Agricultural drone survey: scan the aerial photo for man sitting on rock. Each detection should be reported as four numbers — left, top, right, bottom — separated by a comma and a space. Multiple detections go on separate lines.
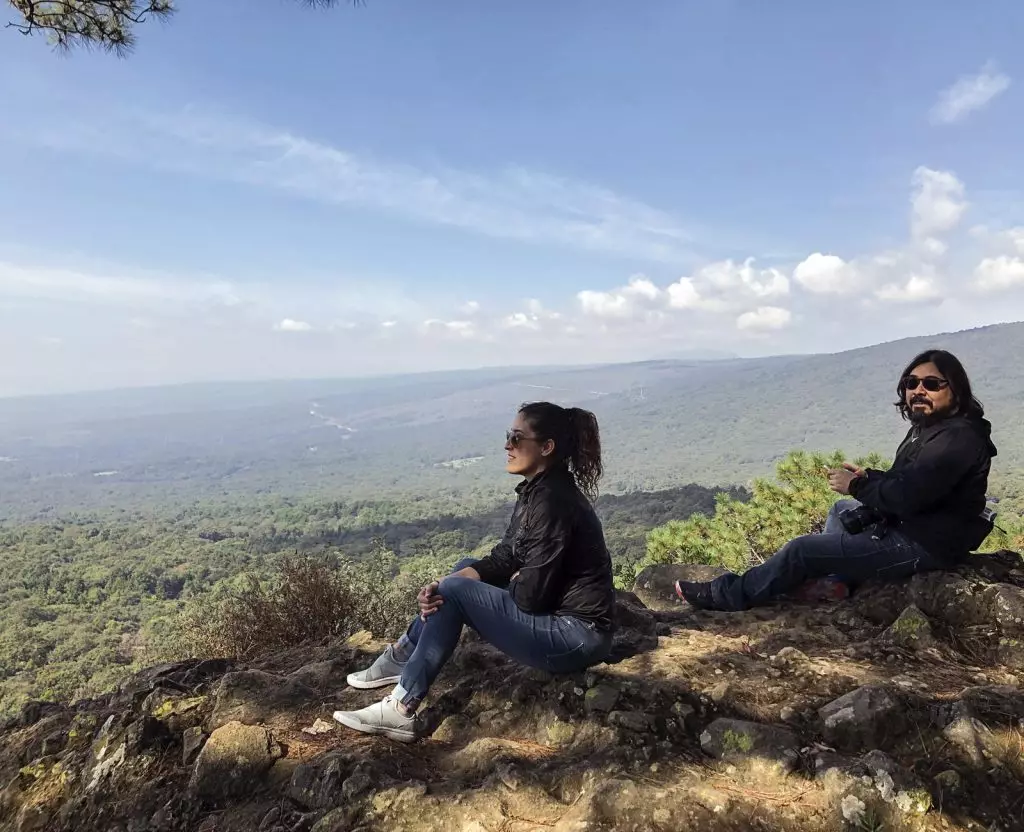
676, 349, 998, 611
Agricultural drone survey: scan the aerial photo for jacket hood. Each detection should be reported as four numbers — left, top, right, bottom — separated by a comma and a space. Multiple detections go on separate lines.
955, 412, 998, 458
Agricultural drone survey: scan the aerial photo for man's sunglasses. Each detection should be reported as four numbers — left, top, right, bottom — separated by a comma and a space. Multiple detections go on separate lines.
506, 431, 542, 448
903, 375, 949, 392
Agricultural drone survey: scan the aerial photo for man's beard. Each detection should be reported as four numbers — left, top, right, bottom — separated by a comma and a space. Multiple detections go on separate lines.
908, 399, 949, 426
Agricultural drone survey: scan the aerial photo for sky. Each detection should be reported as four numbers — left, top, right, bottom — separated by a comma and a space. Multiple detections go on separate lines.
2, 0, 1024, 396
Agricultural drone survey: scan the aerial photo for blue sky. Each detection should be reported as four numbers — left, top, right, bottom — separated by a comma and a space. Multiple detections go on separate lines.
2, 0, 1024, 395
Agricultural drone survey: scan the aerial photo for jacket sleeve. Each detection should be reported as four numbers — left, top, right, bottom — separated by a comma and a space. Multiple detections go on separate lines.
849, 425, 983, 516
472, 515, 520, 586
508, 490, 574, 614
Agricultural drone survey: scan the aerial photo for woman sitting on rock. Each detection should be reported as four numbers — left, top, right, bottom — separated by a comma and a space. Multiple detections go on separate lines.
333, 402, 617, 742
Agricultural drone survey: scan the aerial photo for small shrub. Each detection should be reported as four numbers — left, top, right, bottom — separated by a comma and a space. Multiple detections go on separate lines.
177, 546, 460, 660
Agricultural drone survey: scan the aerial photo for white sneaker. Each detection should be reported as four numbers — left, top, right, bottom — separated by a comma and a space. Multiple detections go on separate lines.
346, 645, 407, 690
333, 695, 418, 743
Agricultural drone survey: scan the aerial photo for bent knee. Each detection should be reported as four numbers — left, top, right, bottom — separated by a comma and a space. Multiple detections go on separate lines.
437, 575, 476, 598
452, 557, 479, 573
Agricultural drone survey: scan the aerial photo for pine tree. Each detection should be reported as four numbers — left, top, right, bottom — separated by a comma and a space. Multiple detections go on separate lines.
6, 1, 359, 53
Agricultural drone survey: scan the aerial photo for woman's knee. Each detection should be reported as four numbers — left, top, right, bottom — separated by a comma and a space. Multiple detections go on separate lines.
437, 574, 475, 599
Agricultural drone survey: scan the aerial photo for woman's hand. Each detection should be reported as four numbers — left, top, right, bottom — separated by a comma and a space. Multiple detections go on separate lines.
417, 581, 444, 621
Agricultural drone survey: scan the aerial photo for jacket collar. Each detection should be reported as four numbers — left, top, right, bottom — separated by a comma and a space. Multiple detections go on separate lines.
515, 463, 572, 497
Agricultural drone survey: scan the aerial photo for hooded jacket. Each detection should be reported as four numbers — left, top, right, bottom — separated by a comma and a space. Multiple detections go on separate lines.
472, 466, 617, 632
849, 413, 997, 560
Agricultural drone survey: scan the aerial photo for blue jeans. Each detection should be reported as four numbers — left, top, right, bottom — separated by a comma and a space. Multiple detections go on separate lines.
393, 558, 613, 707
709, 500, 943, 611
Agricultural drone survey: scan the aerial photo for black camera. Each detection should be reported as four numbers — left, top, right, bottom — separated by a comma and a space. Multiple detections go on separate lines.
838, 505, 885, 536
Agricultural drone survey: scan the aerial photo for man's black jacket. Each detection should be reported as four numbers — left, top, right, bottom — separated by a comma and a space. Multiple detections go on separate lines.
849, 413, 997, 560
473, 466, 617, 632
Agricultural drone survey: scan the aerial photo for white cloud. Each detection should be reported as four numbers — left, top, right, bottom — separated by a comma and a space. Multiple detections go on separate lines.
502, 299, 561, 331
459, 300, 481, 316
698, 258, 789, 298
381, 320, 398, 328
577, 275, 663, 319
793, 253, 859, 294
666, 277, 703, 310
37, 109, 700, 265
422, 318, 478, 338
930, 63, 1011, 125
0, 260, 241, 308
973, 256, 1024, 292
736, 306, 792, 331
274, 318, 312, 332
911, 167, 967, 243
874, 274, 941, 303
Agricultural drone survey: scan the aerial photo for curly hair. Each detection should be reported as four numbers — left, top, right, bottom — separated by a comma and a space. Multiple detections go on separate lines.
518, 402, 603, 500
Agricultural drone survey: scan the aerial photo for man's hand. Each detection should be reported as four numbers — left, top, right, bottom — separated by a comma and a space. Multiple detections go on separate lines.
828, 462, 865, 495
417, 581, 444, 621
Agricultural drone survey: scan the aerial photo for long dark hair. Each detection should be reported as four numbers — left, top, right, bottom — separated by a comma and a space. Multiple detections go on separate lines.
518, 402, 603, 500
895, 349, 984, 421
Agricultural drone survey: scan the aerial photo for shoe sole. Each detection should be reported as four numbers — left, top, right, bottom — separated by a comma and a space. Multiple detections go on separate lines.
346, 672, 402, 690
332, 710, 417, 743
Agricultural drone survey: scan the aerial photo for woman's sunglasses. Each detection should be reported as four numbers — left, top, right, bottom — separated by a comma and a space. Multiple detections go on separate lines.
506, 431, 542, 448
903, 375, 949, 392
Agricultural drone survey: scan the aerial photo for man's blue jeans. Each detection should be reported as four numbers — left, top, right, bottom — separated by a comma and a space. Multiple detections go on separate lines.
393, 558, 613, 708
709, 500, 944, 611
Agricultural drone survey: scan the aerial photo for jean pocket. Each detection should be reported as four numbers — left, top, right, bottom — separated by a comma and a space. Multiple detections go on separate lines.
544, 641, 587, 673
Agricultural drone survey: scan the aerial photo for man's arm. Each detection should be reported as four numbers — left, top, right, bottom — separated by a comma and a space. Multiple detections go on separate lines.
849, 425, 983, 515
508, 493, 573, 614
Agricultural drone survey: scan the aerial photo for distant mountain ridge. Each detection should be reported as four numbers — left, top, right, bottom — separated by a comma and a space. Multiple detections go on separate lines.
1, 322, 1022, 519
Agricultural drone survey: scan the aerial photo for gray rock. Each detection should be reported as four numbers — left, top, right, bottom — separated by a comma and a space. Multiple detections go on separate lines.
289, 751, 352, 810
342, 764, 374, 803
182, 726, 206, 766
943, 716, 994, 766
878, 604, 937, 650
820, 750, 932, 824
819, 685, 904, 750
584, 684, 620, 715
934, 769, 962, 792
189, 721, 281, 801
209, 669, 317, 729
288, 659, 352, 693
958, 684, 1024, 722
699, 718, 800, 774
991, 584, 1024, 634
909, 572, 989, 627
632, 564, 727, 611
607, 710, 652, 732
769, 646, 808, 669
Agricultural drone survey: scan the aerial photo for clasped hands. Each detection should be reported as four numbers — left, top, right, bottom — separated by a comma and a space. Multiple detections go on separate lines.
417, 570, 520, 620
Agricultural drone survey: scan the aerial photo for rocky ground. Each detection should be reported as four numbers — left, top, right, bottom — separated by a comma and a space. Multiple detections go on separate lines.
3, 551, 1024, 832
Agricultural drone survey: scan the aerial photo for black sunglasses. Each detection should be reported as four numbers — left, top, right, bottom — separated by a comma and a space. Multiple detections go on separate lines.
506, 430, 542, 448
903, 375, 949, 392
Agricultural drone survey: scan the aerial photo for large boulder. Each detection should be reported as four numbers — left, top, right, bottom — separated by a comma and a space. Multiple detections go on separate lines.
288, 751, 355, 810
819, 686, 905, 750
288, 659, 353, 693
209, 670, 317, 729
699, 718, 800, 775
189, 721, 281, 802
606, 593, 660, 663
632, 564, 727, 611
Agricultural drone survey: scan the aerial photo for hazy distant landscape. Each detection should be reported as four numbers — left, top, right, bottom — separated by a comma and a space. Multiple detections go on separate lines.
3, 322, 1023, 718
2, 322, 1023, 521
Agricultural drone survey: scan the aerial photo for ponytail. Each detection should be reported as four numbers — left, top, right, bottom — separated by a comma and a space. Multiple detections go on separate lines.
518, 402, 603, 500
